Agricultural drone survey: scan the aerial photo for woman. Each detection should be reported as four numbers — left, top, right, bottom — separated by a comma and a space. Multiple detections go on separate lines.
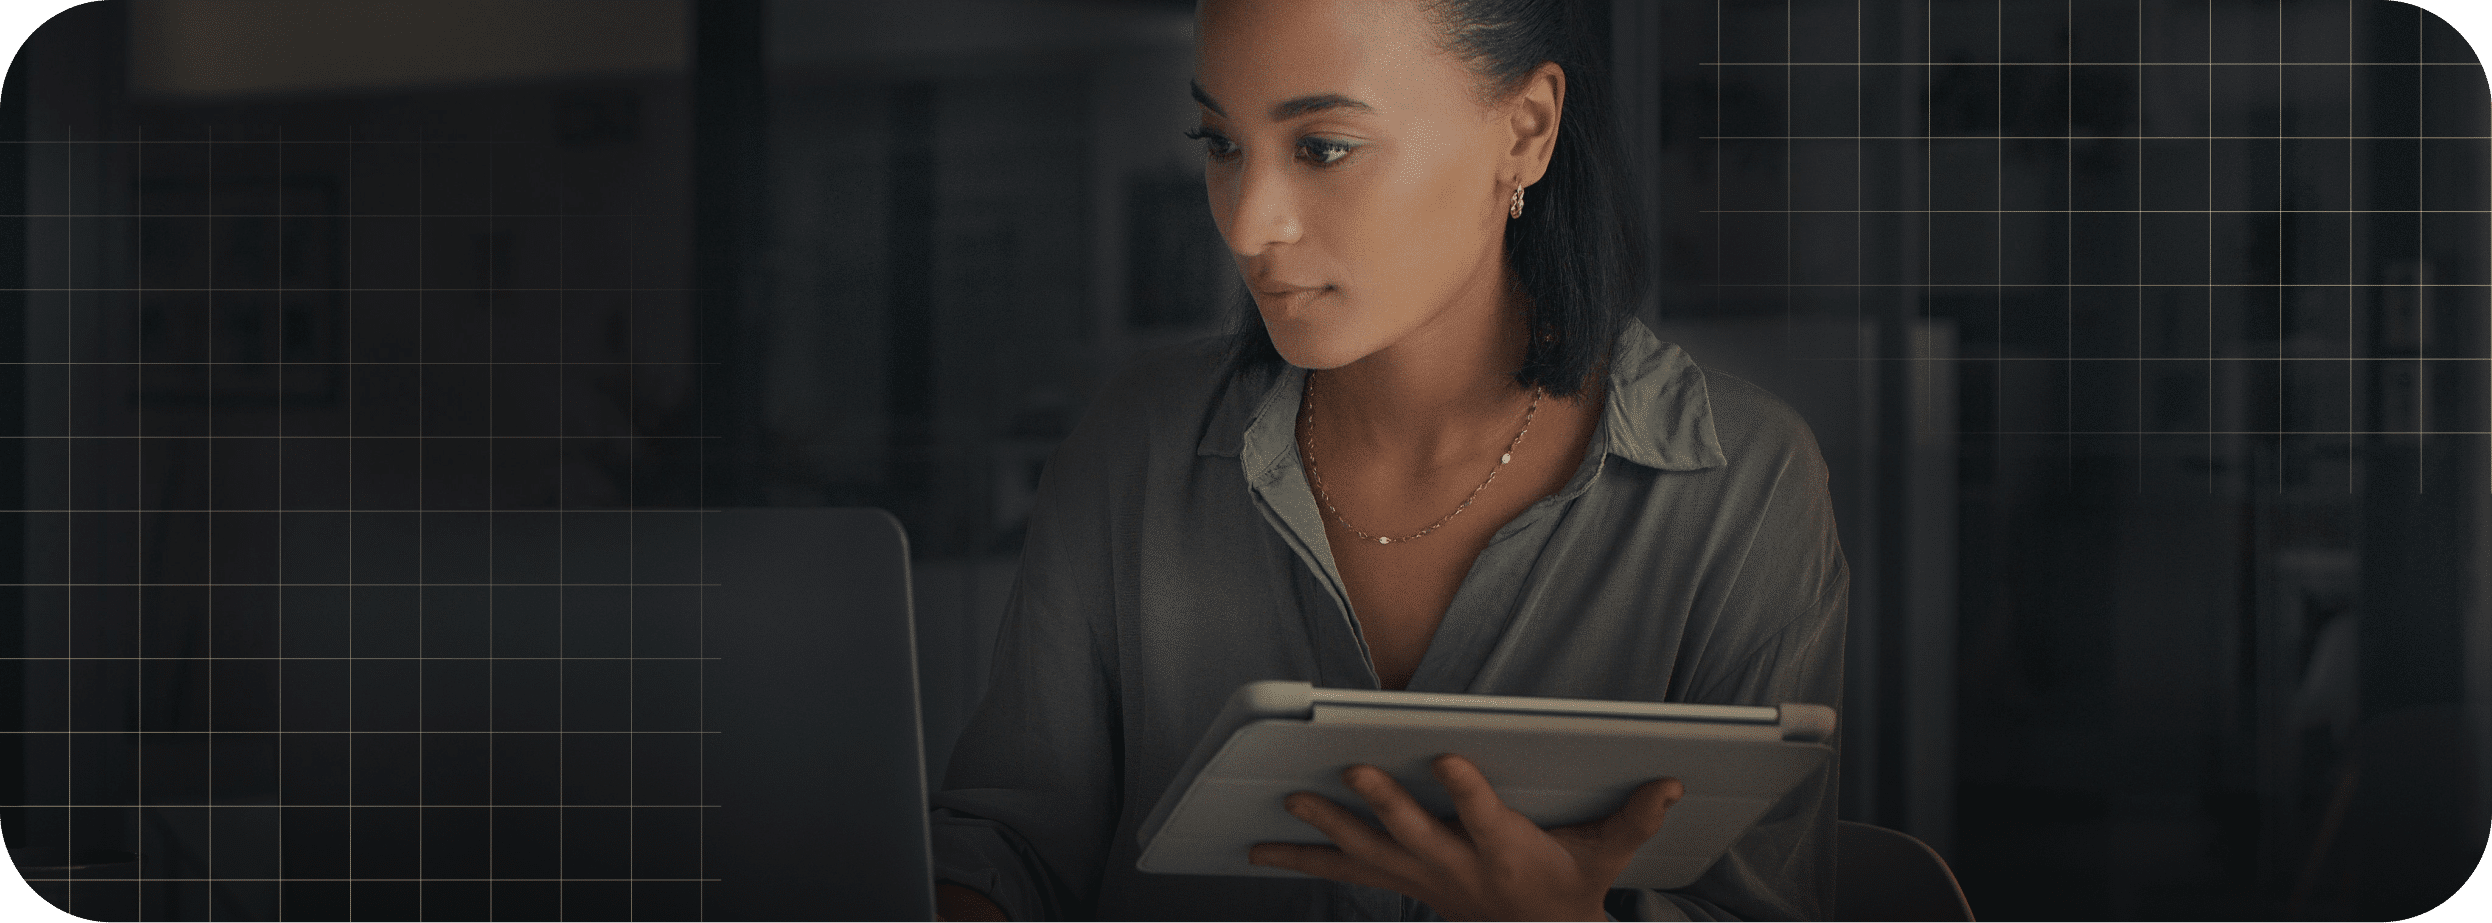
932, 0, 1845, 918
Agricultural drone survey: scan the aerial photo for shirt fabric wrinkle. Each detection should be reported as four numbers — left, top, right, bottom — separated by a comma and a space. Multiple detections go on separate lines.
932, 319, 1846, 921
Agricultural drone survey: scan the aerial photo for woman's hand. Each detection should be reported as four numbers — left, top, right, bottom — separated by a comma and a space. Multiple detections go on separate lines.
934, 882, 1008, 921
1248, 753, 1684, 922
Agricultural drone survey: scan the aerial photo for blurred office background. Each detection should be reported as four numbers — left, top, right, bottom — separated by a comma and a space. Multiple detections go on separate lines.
5, 0, 2488, 919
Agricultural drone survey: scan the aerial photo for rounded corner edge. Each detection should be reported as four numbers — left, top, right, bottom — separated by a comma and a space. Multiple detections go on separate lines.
1778, 703, 1838, 744
1238, 679, 1314, 717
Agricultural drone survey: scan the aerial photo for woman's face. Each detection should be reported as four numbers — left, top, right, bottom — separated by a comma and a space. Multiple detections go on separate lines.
1191, 0, 1551, 371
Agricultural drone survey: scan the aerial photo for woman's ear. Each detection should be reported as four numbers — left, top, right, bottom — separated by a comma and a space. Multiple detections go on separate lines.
1505, 61, 1565, 188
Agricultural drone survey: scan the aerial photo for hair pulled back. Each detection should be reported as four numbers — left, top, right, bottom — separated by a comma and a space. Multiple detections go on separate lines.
1226, 0, 1647, 398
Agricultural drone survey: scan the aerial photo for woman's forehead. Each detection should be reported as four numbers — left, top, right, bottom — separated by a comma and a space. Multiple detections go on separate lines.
1193, 0, 1467, 119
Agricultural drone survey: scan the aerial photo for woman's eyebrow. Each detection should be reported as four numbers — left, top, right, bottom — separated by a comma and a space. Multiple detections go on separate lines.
1191, 79, 1375, 121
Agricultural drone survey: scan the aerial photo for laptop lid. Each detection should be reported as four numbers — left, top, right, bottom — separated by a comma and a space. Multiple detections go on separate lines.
703, 508, 933, 919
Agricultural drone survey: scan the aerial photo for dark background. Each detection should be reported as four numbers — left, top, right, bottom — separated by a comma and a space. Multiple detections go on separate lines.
4, 0, 2489, 919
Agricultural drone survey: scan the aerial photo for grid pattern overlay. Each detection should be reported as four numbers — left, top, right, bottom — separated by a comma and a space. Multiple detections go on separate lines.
1690, 0, 2488, 495
1663, 0, 2487, 916
5, 1, 2488, 921
10, 109, 710, 920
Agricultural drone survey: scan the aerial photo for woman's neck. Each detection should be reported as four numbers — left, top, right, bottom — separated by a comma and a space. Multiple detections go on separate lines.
1305, 291, 1542, 470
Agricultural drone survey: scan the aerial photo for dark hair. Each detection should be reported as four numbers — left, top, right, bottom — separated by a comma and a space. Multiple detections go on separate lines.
1224, 0, 1647, 399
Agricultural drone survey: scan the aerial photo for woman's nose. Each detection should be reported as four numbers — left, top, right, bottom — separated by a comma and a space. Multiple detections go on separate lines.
1218, 158, 1301, 256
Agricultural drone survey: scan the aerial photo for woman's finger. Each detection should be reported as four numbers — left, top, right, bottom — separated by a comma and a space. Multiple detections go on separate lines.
1429, 754, 1544, 862
1339, 765, 1470, 869
1280, 789, 1408, 865
1591, 777, 1683, 852
1247, 842, 1405, 891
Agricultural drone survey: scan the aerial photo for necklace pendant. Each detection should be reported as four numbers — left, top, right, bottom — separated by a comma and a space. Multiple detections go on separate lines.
1377, 536, 1391, 545
1499, 452, 1511, 465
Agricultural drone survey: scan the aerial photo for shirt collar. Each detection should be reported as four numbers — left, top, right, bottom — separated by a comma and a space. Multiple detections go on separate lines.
1200, 318, 1727, 473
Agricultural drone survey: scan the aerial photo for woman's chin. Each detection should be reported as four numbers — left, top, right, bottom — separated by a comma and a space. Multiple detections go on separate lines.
1266, 330, 1367, 371
1259, 295, 1389, 370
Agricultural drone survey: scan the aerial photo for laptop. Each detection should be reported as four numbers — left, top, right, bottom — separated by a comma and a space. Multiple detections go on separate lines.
702, 508, 935, 919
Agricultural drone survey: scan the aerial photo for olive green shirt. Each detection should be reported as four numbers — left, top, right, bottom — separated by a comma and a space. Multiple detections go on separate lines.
931, 319, 1847, 920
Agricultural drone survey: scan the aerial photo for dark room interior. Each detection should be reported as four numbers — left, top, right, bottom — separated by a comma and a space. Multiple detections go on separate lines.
4, 0, 2489, 919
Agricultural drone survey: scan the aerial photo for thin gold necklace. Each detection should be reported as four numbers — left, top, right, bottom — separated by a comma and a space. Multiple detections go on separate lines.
1298, 369, 1542, 545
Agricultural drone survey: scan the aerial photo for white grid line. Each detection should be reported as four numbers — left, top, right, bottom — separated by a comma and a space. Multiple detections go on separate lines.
411, 128, 422, 922
22, 879, 723, 884
629, 183, 643, 923
204, 123, 218, 916
0, 436, 722, 440
1830, 429, 2492, 436
627, 182, 647, 923
0, 509, 729, 514
557, 183, 569, 923
135, 123, 150, 918
4, 581, 722, 588
485, 137, 495, 923
1700, 134, 2492, 139
5, 140, 547, 145
2, 362, 717, 367
644, 215, 672, 923
11, 806, 718, 810
7, 213, 650, 218
61, 121, 76, 919
6, 731, 722, 736
274, 126, 286, 921
1690, 356, 2482, 362
1698, 60, 2481, 66
10, 657, 720, 662
1695, 207, 2492, 213
304, 122, 358, 922
1698, 281, 2492, 287
7, 584, 719, 588
5, 287, 696, 292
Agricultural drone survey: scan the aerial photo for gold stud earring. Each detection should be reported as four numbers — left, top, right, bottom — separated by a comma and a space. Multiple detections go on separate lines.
1509, 184, 1526, 219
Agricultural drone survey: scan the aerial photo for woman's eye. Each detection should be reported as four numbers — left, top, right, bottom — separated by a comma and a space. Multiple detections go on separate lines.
1182, 127, 1239, 161
1298, 138, 1354, 167
1181, 129, 1353, 168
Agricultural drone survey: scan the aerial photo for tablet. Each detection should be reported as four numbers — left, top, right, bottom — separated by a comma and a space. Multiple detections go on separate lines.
1134, 681, 1835, 890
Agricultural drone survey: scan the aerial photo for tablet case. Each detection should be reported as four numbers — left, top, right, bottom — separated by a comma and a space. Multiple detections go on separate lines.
1135, 681, 1835, 890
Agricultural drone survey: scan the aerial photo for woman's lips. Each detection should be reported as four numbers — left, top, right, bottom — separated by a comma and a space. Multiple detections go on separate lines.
1257, 285, 1332, 317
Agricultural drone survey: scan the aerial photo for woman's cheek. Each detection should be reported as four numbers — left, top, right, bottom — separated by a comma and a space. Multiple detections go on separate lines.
1339, 181, 1430, 283
1374, 183, 1476, 290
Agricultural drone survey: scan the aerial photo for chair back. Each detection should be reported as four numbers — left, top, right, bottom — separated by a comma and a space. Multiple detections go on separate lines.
1835, 820, 1975, 921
